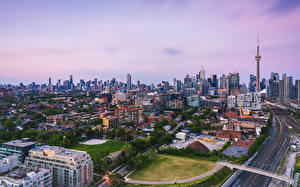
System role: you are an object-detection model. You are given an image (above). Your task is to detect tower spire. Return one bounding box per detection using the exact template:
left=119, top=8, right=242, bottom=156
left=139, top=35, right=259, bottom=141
left=255, top=34, right=261, bottom=92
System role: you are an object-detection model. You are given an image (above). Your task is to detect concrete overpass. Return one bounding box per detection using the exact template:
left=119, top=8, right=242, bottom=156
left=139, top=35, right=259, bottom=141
left=218, top=161, right=293, bottom=184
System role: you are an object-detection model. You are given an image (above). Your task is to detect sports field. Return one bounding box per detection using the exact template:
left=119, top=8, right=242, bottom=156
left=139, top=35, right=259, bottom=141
left=129, top=154, right=216, bottom=182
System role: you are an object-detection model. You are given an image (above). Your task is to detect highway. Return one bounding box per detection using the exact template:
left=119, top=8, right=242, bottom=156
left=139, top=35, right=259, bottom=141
left=229, top=108, right=290, bottom=187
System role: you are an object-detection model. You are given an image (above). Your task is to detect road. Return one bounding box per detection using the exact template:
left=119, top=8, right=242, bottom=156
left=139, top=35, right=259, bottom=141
left=228, top=108, right=290, bottom=187
left=169, top=121, right=185, bottom=134
left=125, top=164, right=223, bottom=185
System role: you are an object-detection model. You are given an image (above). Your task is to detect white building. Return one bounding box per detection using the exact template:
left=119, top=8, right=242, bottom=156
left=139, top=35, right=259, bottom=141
left=0, top=155, right=18, bottom=173
left=175, top=132, right=187, bottom=142
left=227, top=92, right=262, bottom=110
left=0, top=167, right=52, bottom=187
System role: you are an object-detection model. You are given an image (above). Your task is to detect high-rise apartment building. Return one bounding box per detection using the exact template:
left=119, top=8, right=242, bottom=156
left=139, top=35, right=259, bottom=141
left=69, top=75, right=73, bottom=86
left=199, top=66, right=205, bottom=80
left=219, top=74, right=227, bottom=89
left=210, top=74, right=218, bottom=88
left=279, top=79, right=284, bottom=104
left=267, top=72, right=280, bottom=102
left=296, top=80, right=300, bottom=103
left=173, top=78, right=181, bottom=93
left=283, top=76, right=293, bottom=103
left=57, top=79, right=61, bottom=87
left=127, top=74, right=131, bottom=89
left=227, top=73, right=240, bottom=95
left=25, top=145, right=93, bottom=187
left=249, top=74, right=256, bottom=92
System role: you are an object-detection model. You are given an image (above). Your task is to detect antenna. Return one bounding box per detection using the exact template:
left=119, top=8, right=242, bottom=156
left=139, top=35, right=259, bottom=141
left=257, top=34, right=259, bottom=46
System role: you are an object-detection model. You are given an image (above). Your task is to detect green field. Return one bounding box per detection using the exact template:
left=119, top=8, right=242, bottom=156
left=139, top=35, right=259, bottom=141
left=71, top=140, right=128, bottom=161
left=295, top=156, right=300, bottom=173
left=126, top=167, right=233, bottom=187
left=129, top=154, right=216, bottom=182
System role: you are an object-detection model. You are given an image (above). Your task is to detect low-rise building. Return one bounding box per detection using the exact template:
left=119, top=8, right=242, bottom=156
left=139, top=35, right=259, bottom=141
left=216, top=123, right=242, bottom=141
left=187, top=95, right=201, bottom=107
left=166, top=100, right=183, bottom=110
left=0, top=155, right=18, bottom=173
left=0, top=167, right=52, bottom=187
left=102, top=115, right=119, bottom=130
left=25, top=145, right=93, bottom=187
left=46, top=114, right=65, bottom=124
left=115, top=106, right=144, bottom=125
left=175, top=132, right=187, bottom=142
left=0, top=138, right=37, bottom=163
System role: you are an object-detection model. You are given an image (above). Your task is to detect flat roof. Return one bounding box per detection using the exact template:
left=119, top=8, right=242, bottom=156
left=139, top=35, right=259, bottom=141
left=31, top=145, right=87, bottom=158
left=3, top=140, right=36, bottom=148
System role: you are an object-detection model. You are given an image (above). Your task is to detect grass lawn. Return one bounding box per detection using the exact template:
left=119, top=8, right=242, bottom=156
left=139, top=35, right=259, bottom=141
left=129, top=154, right=216, bottom=182
left=293, top=154, right=300, bottom=185
left=71, top=140, right=128, bottom=161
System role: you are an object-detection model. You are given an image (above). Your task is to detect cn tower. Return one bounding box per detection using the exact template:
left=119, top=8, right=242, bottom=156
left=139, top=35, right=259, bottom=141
left=255, top=36, right=261, bottom=92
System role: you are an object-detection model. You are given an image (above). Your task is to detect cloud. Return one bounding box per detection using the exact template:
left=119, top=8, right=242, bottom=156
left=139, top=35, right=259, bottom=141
left=270, top=0, right=300, bottom=14
left=163, top=48, right=182, bottom=55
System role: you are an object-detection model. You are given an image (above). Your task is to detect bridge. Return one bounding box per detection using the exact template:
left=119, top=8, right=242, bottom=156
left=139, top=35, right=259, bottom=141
left=218, top=161, right=294, bottom=184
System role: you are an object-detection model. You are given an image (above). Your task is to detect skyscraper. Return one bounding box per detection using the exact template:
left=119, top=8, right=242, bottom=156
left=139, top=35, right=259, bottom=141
left=296, top=80, right=300, bottom=103
left=199, top=66, right=205, bottom=80
left=249, top=74, right=256, bottom=92
left=219, top=74, right=227, bottom=89
left=255, top=37, right=261, bottom=92
left=57, top=79, right=61, bottom=87
left=127, top=74, right=131, bottom=89
left=210, top=74, right=217, bottom=88
left=268, top=72, right=280, bottom=102
left=284, top=76, right=293, bottom=103
left=94, top=78, right=98, bottom=86
left=227, top=72, right=240, bottom=95
left=69, top=75, right=73, bottom=86
left=279, top=79, right=284, bottom=104
left=48, top=77, right=51, bottom=85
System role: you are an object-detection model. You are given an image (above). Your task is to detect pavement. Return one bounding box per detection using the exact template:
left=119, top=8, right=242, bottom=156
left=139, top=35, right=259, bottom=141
left=80, top=139, right=107, bottom=145
left=125, top=164, right=223, bottom=185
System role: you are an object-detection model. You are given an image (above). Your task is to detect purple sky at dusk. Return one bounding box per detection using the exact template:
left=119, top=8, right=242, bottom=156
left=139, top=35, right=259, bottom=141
left=0, top=0, right=300, bottom=85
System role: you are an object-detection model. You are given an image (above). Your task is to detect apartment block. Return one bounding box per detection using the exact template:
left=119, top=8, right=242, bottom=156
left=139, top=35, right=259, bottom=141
left=25, top=145, right=93, bottom=187
left=0, top=138, right=37, bottom=163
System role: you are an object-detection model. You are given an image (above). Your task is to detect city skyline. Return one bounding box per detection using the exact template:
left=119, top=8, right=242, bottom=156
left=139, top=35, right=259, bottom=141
left=1, top=0, right=300, bottom=84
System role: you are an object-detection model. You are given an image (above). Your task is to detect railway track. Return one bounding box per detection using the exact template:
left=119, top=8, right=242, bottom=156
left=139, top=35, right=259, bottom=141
left=230, top=109, right=290, bottom=187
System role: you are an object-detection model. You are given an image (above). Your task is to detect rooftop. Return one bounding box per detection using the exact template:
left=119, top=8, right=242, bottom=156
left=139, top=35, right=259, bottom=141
left=30, top=145, right=87, bottom=158
left=3, top=139, right=36, bottom=148
left=0, top=167, right=50, bottom=185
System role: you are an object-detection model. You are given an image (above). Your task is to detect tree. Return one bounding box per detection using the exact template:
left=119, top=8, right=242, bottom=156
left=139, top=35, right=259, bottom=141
left=135, top=153, right=149, bottom=168
left=32, top=113, right=46, bottom=122
left=23, top=121, right=38, bottom=130
left=48, top=134, right=63, bottom=147
left=38, top=130, right=57, bottom=143
left=130, top=138, right=150, bottom=153
left=115, top=126, right=125, bottom=139
left=3, top=119, right=16, bottom=130
left=21, top=130, right=38, bottom=141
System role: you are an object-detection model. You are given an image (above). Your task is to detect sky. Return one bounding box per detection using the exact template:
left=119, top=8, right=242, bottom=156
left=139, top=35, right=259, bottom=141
left=0, top=0, right=300, bottom=85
